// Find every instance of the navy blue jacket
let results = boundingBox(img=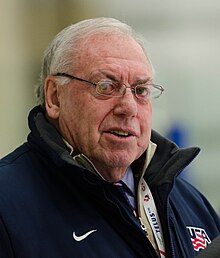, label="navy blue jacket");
[0,106,219,258]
